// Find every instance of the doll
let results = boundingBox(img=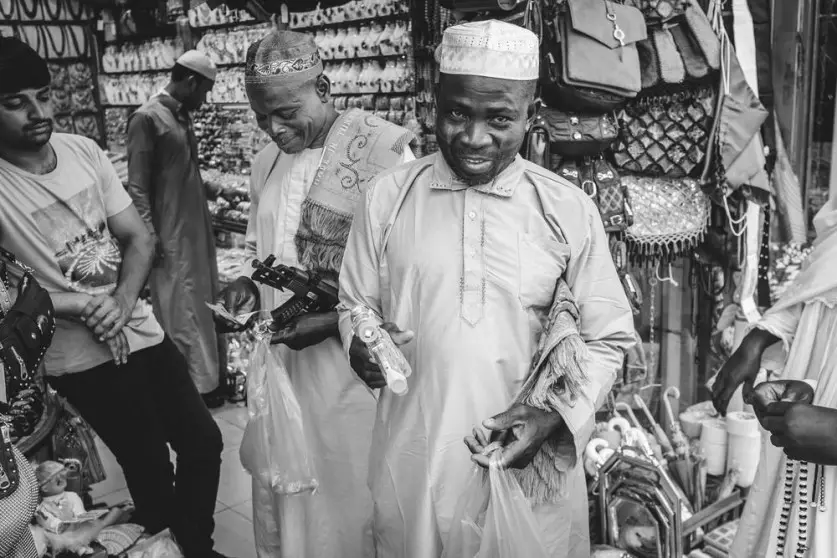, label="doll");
[34,461,135,556]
